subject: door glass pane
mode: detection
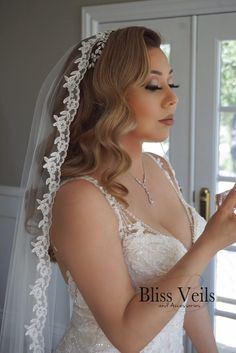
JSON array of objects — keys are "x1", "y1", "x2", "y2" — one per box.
[
  {"x1": 216, "y1": 316, "x2": 236, "y2": 352},
  {"x1": 220, "y1": 40, "x2": 236, "y2": 106},
  {"x1": 217, "y1": 181, "x2": 235, "y2": 194},
  {"x1": 161, "y1": 43, "x2": 171, "y2": 58},
  {"x1": 216, "y1": 40, "x2": 236, "y2": 352},
  {"x1": 143, "y1": 44, "x2": 170, "y2": 157},
  {"x1": 218, "y1": 40, "x2": 236, "y2": 182},
  {"x1": 219, "y1": 112, "x2": 236, "y2": 178},
  {"x1": 216, "y1": 250, "x2": 236, "y2": 300}
]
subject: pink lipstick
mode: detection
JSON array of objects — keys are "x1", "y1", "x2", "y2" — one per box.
[{"x1": 159, "y1": 115, "x2": 174, "y2": 126}]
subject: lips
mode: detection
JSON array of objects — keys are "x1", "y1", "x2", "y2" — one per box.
[
  {"x1": 159, "y1": 114, "x2": 175, "y2": 126},
  {"x1": 159, "y1": 114, "x2": 174, "y2": 121}
]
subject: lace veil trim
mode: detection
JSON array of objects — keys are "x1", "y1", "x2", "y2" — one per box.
[{"x1": 24, "y1": 31, "x2": 113, "y2": 353}]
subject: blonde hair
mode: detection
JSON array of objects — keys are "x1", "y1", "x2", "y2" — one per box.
[
  {"x1": 57, "y1": 26, "x2": 162, "y2": 206},
  {"x1": 28, "y1": 26, "x2": 162, "y2": 262}
]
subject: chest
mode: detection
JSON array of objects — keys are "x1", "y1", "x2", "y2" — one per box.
[{"x1": 122, "y1": 166, "x2": 193, "y2": 250}]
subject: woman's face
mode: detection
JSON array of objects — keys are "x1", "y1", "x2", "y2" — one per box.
[{"x1": 125, "y1": 47, "x2": 179, "y2": 143}]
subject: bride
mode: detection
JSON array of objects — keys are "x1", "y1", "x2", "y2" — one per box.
[{"x1": 1, "y1": 25, "x2": 235, "y2": 353}]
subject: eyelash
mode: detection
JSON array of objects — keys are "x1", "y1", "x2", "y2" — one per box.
[{"x1": 145, "y1": 84, "x2": 180, "y2": 91}]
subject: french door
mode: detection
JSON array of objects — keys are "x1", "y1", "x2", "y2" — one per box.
[
  {"x1": 195, "y1": 13, "x2": 236, "y2": 353},
  {"x1": 95, "y1": 11, "x2": 236, "y2": 353}
]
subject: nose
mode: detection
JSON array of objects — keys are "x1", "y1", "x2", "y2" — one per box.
[{"x1": 161, "y1": 87, "x2": 179, "y2": 108}]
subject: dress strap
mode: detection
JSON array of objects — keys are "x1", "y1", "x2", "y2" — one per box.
[
  {"x1": 144, "y1": 152, "x2": 195, "y2": 244},
  {"x1": 59, "y1": 176, "x2": 127, "y2": 239},
  {"x1": 144, "y1": 152, "x2": 182, "y2": 194}
]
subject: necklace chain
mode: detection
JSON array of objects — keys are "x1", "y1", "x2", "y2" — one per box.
[
  {"x1": 126, "y1": 154, "x2": 195, "y2": 247},
  {"x1": 128, "y1": 157, "x2": 156, "y2": 206}
]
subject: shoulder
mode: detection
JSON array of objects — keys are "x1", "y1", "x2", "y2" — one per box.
[
  {"x1": 56, "y1": 177, "x2": 113, "y2": 206},
  {"x1": 145, "y1": 152, "x2": 173, "y2": 175},
  {"x1": 53, "y1": 177, "x2": 118, "y2": 227},
  {"x1": 50, "y1": 177, "x2": 122, "y2": 257},
  {"x1": 145, "y1": 152, "x2": 180, "y2": 190}
]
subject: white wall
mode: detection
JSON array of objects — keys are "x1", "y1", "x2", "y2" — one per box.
[
  {"x1": 0, "y1": 0, "x2": 141, "y2": 187},
  {"x1": 0, "y1": 186, "x2": 22, "y2": 325}
]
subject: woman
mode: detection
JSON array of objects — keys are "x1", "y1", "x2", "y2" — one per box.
[{"x1": 1, "y1": 26, "x2": 236, "y2": 353}]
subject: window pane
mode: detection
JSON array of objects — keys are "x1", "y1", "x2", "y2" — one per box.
[
  {"x1": 216, "y1": 250, "x2": 236, "y2": 300},
  {"x1": 216, "y1": 302, "x2": 236, "y2": 315},
  {"x1": 215, "y1": 316, "x2": 236, "y2": 352},
  {"x1": 161, "y1": 44, "x2": 171, "y2": 58},
  {"x1": 220, "y1": 40, "x2": 236, "y2": 107},
  {"x1": 217, "y1": 181, "x2": 235, "y2": 194},
  {"x1": 219, "y1": 112, "x2": 236, "y2": 177},
  {"x1": 143, "y1": 141, "x2": 169, "y2": 157},
  {"x1": 215, "y1": 231, "x2": 236, "y2": 350}
]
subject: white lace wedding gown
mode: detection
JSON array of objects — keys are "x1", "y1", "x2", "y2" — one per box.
[{"x1": 54, "y1": 152, "x2": 207, "y2": 353}]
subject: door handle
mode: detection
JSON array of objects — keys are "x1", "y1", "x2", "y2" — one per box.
[{"x1": 199, "y1": 187, "x2": 211, "y2": 221}]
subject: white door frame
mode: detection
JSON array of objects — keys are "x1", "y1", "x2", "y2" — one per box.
[
  {"x1": 81, "y1": 0, "x2": 236, "y2": 206},
  {"x1": 196, "y1": 12, "x2": 236, "y2": 351},
  {"x1": 82, "y1": 0, "x2": 236, "y2": 38}
]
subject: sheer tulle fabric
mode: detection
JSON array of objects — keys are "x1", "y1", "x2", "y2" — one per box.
[
  {"x1": 0, "y1": 43, "x2": 81, "y2": 353},
  {"x1": 0, "y1": 30, "x2": 112, "y2": 353}
]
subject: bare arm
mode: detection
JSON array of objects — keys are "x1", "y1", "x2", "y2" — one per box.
[
  {"x1": 184, "y1": 286, "x2": 219, "y2": 353},
  {"x1": 122, "y1": 232, "x2": 214, "y2": 352},
  {"x1": 50, "y1": 179, "x2": 236, "y2": 353}
]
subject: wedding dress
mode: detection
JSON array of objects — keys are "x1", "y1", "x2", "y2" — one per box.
[{"x1": 53, "y1": 152, "x2": 207, "y2": 353}]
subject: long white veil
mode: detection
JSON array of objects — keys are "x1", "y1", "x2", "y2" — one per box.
[{"x1": 0, "y1": 42, "x2": 83, "y2": 353}]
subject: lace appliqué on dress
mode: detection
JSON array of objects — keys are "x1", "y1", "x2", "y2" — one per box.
[{"x1": 54, "y1": 156, "x2": 207, "y2": 353}]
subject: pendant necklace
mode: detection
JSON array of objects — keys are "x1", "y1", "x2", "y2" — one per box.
[{"x1": 129, "y1": 157, "x2": 156, "y2": 206}]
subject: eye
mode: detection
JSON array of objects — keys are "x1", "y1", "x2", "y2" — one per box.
[
  {"x1": 145, "y1": 84, "x2": 180, "y2": 91},
  {"x1": 145, "y1": 85, "x2": 162, "y2": 91},
  {"x1": 169, "y1": 84, "x2": 180, "y2": 89}
]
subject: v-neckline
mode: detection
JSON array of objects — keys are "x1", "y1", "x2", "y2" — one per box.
[
  {"x1": 79, "y1": 154, "x2": 194, "y2": 251},
  {"x1": 121, "y1": 152, "x2": 194, "y2": 251}
]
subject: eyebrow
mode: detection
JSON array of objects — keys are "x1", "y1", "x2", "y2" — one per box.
[{"x1": 150, "y1": 69, "x2": 173, "y2": 76}]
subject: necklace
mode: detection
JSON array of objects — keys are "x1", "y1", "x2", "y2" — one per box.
[{"x1": 129, "y1": 157, "x2": 156, "y2": 206}]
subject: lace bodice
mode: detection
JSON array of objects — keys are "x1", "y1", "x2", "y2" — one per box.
[{"x1": 54, "y1": 153, "x2": 207, "y2": 353}]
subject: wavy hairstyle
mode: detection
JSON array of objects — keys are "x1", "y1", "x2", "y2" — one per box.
[
  {"x1": 59, "y1": 26, "x2": 162, "y2": 202},
  {"x1": 25, "y1": 26, "x2": 162, "y2": 262}
]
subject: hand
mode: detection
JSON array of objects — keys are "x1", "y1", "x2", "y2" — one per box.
[{"x1": 203, "y1": 183, "x2": 236, "y2": 253}]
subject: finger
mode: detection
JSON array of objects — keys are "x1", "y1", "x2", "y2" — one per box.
[{"x1": 222, "y1": 183, "x2": 236, "y2": 211}]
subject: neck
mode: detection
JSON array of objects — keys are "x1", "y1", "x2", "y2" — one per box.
[
  {"x1": 119, "y1": 136, "x2": 145, "y2": 180},
  {"x1": 93, "y1": 138, "x2": 146, "y2": 181},
  {"x1": 119, "y1": 138, "x2": 156, "y2": 205}
]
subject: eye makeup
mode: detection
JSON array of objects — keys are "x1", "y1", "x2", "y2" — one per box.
[{"x1": 145, "y1": 84, "x2": 180, "y2": 91}]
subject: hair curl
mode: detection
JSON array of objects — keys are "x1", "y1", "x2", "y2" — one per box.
[
  {"x1": 26, "y1": 26, "x2": 162, "y2": 262},
  {"x1": 59, "y1": 26, "x2": 162, "y2": 202}
]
